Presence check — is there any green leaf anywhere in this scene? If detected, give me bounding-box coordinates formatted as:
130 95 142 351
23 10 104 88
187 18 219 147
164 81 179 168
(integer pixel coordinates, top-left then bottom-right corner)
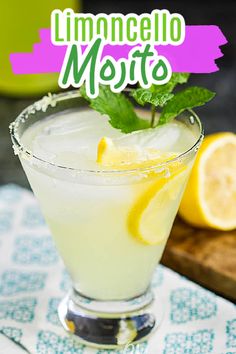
171 72 190 84
151 72 190 95
150 93 174 106
131 88 173 107
131 88 152 106
80 84 150 133
131 73 190 109
158 86 216 125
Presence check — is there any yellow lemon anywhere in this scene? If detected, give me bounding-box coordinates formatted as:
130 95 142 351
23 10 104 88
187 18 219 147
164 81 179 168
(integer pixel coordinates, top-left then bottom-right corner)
97 136 175 169
97 136 187 244
127 164 188 245
179 132 236 230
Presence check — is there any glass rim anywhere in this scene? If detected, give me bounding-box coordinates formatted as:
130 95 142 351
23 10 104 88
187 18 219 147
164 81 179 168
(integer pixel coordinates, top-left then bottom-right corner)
10 89 204 176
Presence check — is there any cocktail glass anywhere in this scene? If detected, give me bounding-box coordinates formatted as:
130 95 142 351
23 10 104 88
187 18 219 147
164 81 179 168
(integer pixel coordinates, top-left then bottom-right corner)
10 90 203 349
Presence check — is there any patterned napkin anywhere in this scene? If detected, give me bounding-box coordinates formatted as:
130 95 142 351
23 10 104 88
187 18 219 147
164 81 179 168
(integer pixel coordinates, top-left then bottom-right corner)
0 184 235 354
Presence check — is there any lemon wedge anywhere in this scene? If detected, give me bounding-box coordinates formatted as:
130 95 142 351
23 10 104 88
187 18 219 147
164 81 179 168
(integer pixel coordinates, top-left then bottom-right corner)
97 136 187 244
179 132 236 230
97 136 175 169
127 164 187 244
97 137 140 166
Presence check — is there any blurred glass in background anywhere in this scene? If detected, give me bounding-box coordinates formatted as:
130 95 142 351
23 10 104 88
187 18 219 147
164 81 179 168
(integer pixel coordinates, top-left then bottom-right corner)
0 0 80 97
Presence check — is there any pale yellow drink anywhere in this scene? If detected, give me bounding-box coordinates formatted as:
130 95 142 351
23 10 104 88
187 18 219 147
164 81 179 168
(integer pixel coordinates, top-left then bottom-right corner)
19 106 198 301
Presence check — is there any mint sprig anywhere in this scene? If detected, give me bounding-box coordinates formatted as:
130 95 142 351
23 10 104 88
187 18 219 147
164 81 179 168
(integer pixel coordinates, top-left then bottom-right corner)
80 73 215 133
131 73 191 127
80 84 149 133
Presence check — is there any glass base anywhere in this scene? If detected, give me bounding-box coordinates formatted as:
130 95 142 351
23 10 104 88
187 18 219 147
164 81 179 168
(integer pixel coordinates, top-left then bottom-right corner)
58 288 163 349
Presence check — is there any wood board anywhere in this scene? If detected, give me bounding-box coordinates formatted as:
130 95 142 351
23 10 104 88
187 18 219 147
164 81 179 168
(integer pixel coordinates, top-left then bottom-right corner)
161 217 236 302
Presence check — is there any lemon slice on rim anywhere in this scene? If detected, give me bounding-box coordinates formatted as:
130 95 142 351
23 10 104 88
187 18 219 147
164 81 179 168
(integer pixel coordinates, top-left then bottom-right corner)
179 132 236 230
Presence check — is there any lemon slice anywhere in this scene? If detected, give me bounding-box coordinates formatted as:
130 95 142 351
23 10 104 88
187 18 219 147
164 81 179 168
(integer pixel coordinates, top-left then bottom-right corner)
97 136 187 244
97 137 140 165
179 132 236 230
127 164 187 245
97 136 175 169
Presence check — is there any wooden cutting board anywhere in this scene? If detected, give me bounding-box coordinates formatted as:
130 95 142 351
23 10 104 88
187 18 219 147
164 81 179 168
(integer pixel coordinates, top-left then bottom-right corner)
161 217 236 302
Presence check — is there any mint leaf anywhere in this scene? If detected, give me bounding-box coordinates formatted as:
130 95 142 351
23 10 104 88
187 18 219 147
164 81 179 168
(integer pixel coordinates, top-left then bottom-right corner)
132 73 190 107
171 72 190 84
80 84 150 133
151 72 190 95
131 88 173 107
158 86 216 125
150 93 174 106
131 88 152 106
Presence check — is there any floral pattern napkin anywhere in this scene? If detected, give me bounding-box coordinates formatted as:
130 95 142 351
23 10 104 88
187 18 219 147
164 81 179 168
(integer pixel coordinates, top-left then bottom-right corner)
0 184 235 354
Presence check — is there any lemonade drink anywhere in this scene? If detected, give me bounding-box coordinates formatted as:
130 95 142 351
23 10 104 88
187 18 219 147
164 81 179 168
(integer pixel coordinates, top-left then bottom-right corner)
18 97 199 301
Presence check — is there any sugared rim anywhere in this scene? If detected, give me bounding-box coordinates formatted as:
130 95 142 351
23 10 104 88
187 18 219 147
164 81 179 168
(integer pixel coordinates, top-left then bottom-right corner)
10 89 204 175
